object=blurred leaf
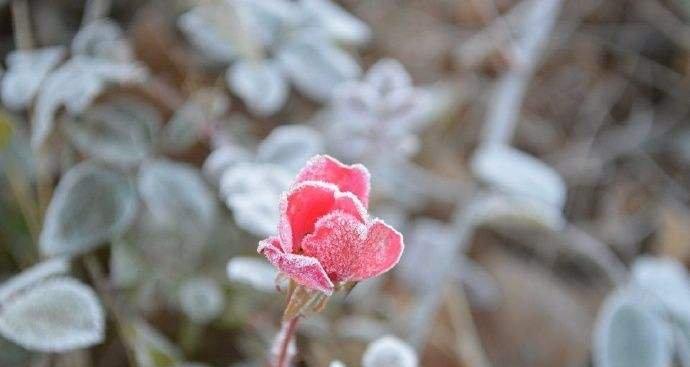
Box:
[361,335,418,367]
[226,256,278,292]
[71,19,133,62]
[0,257,69,303]
[278,33,361,101]
[39,162,137,257]
[594,290,673,367]
[177,2,242,63]
[0,112,14,150]
[219,163,292,237]
[227,59,288,116]
[631,256,690,322]
[255,124,324,173]
[125,319,182,367]
[110,238,147,288]
[31,56,147,149]
[0,46,65,110]
[300,0,371,45]
[160,89,228,153]
[63,99,161,166]
[0,277,104,352]
[203,145,253,184]
[178,277,225,324]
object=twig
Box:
[482,0,564,145]
[11,0,33,50]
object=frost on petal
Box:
[277,33,361,101]
[258,237,334,294]
[279,181,366,253]
[295,155,371,207]
[299,0,371,45]
[39,162,137,257]
[362,335,418,367]
[1,46,65,110]
[227,59,288,116]
[256,125,324,173]
[227,256,279,292]
[0,277,104,353]
[301,214,402,282]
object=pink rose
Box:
[258,155,404,294]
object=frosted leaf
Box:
[128,319,183,367]
[329,361,346,367]
[278,33,361,101]
[472,191,565,230]
[0,277,104,352]
[39,162,137,257]
[110,238,146,288]
[71,19,133,62]
[238,0,301,47]
[178,277,225,324]
[63,99,161,166]
[203,145,253,184]
[631,256,690,322]
[396,219,455,293]
[1,46,65,110]
[336,316,388,340]
[138,160,216,233]
[300,0,371,45]
[226,256,278,292]
[220,163,292,236]
[161,88,229,152]
[0,257,69,303]
[362,336,418,367]
[178,2,241,63]
[594,290,673,367]
[227,59,288,116]
[256,124,324,172]
[32,56,147,149]
[471,145,566,210]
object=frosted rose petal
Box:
[258,237,334,294]
[301,214,403,282]
[295,155,370,207]
[279,182,367,253]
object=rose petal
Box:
[258,237,334,294]
[279,182,367,253]
[295,155,370,207]
[301,214,403,282]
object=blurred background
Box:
[1,0,690,366]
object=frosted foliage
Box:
[300,0,370,45]
[178,1,240,62]
[63,99,161,166]
[327,59,430,162]
[631,256,690,321]
[471,145,566,209]
[228,59,287,116]
[138,160,216,233]
[203,145,253,184]
[397,219,455,292]
[0,278,104,352]
[220,163,292,236]
[71,19,133,61]
[362,336,418,367]
[39,162,137,257]
[162,89,229,152]
[594,290,672,367]
[1,46,65,110]
[329,361,346,367]
[278,33,361,101]
[226,256,278,292]
[130,320,183,367]
[110,239,146,288]
[0,257,69,303]
[256,125,324,172]
[178,277,225,324]
[472,192,565,230]
[32,56,147,149]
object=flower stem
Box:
[273,316,300,367]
